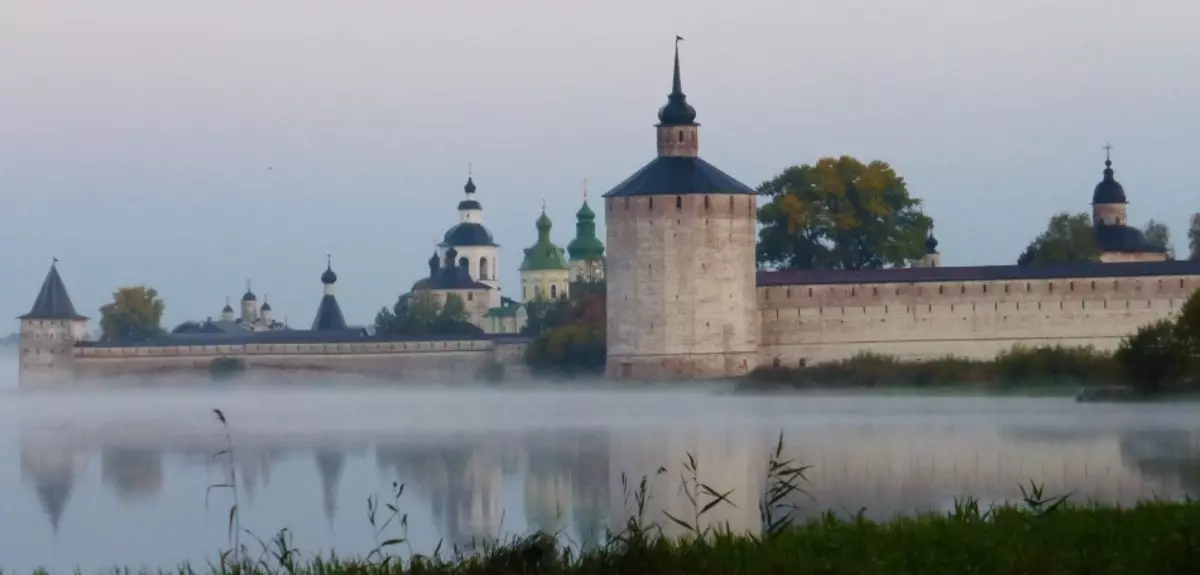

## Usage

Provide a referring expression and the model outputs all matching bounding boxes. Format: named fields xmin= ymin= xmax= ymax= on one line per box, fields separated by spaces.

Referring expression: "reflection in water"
xmin=8 ymin=391 xmax=1200 ymax=572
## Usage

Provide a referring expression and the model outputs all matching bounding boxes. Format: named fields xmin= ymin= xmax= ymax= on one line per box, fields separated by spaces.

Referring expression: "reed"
xmin=181 ymin=411 xmax=1200 ymax=575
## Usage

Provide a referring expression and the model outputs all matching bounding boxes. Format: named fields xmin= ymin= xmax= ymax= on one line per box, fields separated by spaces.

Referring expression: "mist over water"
xmin=2 ymin=357 xmax=1200 ymax=573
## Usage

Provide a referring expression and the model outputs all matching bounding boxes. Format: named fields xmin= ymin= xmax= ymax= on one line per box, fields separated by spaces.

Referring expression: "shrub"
xmin=1115 ymin=319 xmax=1193 ymax=393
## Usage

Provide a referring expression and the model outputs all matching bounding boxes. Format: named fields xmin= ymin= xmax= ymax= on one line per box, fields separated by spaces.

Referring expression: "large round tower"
xmin=601 ymin=38 xmax=760 ymax=380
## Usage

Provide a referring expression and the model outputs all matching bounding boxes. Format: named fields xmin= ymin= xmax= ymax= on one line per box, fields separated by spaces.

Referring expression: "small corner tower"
xmin=567 ymin=180 xmax=606 ymax=284
xmin=519 ymin=205 xmax=571 ymax=302
xmin=312 ymin=255 xmax=347 ymax=331
xmin=19 ymin=259 xmax=89 ymax=382
xmin=601 ymin=37 xmax=760 ymax=380
xmin=439 ymin=171 xmax=501 ymax=289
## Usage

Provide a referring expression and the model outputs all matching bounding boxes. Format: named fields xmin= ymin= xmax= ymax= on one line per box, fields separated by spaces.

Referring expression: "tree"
xmin=99 ymin=286 xmax=165 ymax=343
xmin=756 ymin=156 xmax=932 ymax=270
xmin=1143 ymin=219 xmax=1174 ymax=260
xmin=1189 ymin=213 xmax=1200 ymax=261
xmin=523 ymin=291 xmax=607 ymax=376
xmin=374 ymin=291 xmax=481 ymax=336
xmin=1017 ymin=213 xmax=1100 ymax=265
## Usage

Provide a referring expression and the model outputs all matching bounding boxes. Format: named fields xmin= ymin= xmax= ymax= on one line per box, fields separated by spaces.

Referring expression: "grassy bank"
xmin=743 ymin=345 xmax=1117 ymax=390
xmin=99 ymin=499 xmax=1200 ymax=574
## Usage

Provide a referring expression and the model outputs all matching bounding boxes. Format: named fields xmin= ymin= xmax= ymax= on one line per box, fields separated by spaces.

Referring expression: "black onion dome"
xmin=458 ymin=199 xmax=482 ymax=210
xmin=1092 ymin=158 xmax=1127 ymax=204
xmin=242 ymin=289 xmax=256 ymax=302
xmin=925 ymin=233 xmax=939 ymax=254
xmin=464 ymin=176 xmax=477 ymax=195
xmin=442 ymin=222 xmax=497 ymax=246
xmin=658 ymin=40 xmax=697 ymax=126
xmin=260 ymin=301 xmax=272 ymax=311
xmin=321 ymin=265 xmax=337 ymax=285
xmin=222 ymin=300 xmax=234 ymax=313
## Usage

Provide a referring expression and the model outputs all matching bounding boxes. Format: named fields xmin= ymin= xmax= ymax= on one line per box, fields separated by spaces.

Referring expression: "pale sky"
xmin=2 ymin=0 xmax=1198 ymax=330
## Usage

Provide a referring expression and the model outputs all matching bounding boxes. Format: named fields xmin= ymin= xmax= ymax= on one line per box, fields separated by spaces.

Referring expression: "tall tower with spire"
xmin=567 ymin=180 xmax=606 ymax=285
xmin=601 ymin=38 xmax=760 ymax=379
xmin=19 ymin=260 xmax=90 ymax=383
xmin=1090 ymin=145 xmax=1168 ymax=262
xmin=312 ymin=255 xmax=348 ymax=331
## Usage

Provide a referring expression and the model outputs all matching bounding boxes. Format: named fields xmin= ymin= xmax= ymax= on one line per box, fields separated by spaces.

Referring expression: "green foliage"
xmin=524 ymin=292 xmax=607 ymax=376
xmin=99 ymin=285 xmax=166 ymax=343
xmin=746 ymin=345 xmax=1116 ymax=389
xmin=1144 ymin=219 xmax=1174 ymax=259
xmin=476 ymin=359 xmax=506 ymax=382
xmin=1189 ymin=213 xmax=1200 ymax=260
xmin=1114 ymin=290 xmax=1200 ymax=393
xmin=1018 ymin=212 xmax=1100 ymax=265
xmin=374 ymin=291 xmax=483 ymax=337
xmin=756 ymin=156 xmax=932 ymax=270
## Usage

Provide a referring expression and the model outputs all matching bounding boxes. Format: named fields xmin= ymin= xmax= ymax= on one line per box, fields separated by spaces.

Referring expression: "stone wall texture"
xmin=605 ymin=193 xmax=759 ymax=379
xmin=758 ymin=274 xmax=1200 ymax=365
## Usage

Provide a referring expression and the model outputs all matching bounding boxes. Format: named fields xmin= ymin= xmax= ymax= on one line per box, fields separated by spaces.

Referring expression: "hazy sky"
xmin=2 ymin=0 xmax=1198 ymax=329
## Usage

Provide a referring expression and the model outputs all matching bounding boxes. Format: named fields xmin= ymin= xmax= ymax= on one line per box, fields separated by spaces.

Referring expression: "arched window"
xmin=678 ymin=131 xmax=684 ymax=143
xmin=458 ymin=256 xmax=468 ymax=268
xmin=479 ymin=257 xmax=490 ymax=280
xmin=550 ymin=284 xmax=558 ymax=298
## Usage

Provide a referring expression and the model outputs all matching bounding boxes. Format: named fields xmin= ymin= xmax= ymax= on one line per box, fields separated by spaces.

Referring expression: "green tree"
xmin=523 ymin=291 xmax=607 ymax=376
xmin=99 ymin=286 xmax=165 ymax=343
xmin=1018 ymin=213 xmax=1100 ymax=265
xmin=374 ymin=291 xmax=481 ymax=336
xmin=1143 ymin=219 xmax=1174 ymax=260
xmin=757 ymin=157 xmax=932 ymax=270
xmin=1189 ymin=213 xmax=1200 ymax=261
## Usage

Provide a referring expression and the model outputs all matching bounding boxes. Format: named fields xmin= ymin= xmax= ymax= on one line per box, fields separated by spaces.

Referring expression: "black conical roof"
xmin=20 ymin=263 xmax=87 ymax=320
xmin=311 ymin=295 xmax=347 ymax=331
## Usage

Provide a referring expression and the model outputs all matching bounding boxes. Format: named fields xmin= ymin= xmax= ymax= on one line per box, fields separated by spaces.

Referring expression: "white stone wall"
xmin=1100 ymin=251 xmax=1168 ymax=263
xmin=758 ymin=275 xmax=1200 ymax=365
xmin=520 ymin=269 xmax=570 ymax=302
xmin=1093 ymin=203 xmax=1127 ymax=227
xmin=605 ymin=194 xmax=760 ymax=379
xmin=19 ymin=318 xmax=80 ymax=382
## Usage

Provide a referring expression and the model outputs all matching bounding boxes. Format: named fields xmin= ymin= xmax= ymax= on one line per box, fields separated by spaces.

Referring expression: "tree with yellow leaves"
xmin=756 ymin=156 xmax=933 ymax=270
xmin=99 ymin=286 xmax=166 ymax=343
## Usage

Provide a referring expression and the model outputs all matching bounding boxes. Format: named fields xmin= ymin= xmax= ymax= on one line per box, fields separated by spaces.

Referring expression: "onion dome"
xmin=521 ymin=210 xmax=569 ymax=271
xmin=321 ymin=255 xmax=338 ymax=285
xmin=567 ymin=198 xmax=605 ymax=261
xmin=458 ymin=176 xmax=482 ymax=211
xmin=1092 ymin=149 xmax=1127 ymax=204
xmin=241 ymin=282 xmax=256 ymax=302
xmin=925 ymin=233 xmax=939 ymax=255
xmin=222 ymin=298 xmax=233 ymax=314
xmin=658 ymin=37 xmax=697 ymax=126
xmin=260 ymin=300 xmax=272 ymax=312
xmin=443 ymin=223 xmax=496 ymax=246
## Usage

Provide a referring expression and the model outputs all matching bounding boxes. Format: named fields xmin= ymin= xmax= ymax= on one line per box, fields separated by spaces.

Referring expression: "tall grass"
xmin=189 ymin=409 xmax=1200 ymax=575
xmin=746 ymin=345 xmax=1118 ymax=389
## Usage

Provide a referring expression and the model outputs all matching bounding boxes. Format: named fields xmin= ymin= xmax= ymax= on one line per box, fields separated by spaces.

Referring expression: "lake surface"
xmin=2 ymin=354 xmax=1200 ymax=573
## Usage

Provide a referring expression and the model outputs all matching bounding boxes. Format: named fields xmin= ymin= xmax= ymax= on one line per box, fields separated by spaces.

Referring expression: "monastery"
xmin=16 ymin=40 xmax=1200 ymax=383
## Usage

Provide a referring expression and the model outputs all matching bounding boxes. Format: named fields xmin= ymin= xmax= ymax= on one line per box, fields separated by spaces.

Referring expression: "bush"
xmin=1113 ymin=290 xmax=1200 ymax=393
xmin=747 ymin=345 xmax=1115 ymax=389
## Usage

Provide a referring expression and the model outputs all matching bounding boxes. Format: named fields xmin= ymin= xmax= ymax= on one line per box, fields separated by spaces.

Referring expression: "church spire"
xmin=657 ymin=36 xmax=697 ymax=126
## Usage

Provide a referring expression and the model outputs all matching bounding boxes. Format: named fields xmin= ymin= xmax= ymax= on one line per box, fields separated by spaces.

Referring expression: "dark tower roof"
xmin=1092 ymin=148 xmax=1127 ymax=204
xmin=260 ymin=300 xmax=272 ymax=312
xmin=222 ymin=298 xmax=234 ymax=314
xmin=321 ymin=255 xmax=338 ymax=285
xmin=464 ymin=176 xmax=477 ymax=195
xmin=311 ymin=295 xmax=347 ymax=331
xmin=925 ymin=229 xmax=939 ymax=255
xmin=568 ymin=196 xmax=605 ymax=261
xmin=458 ymin=176 xmax=482 ymax=211
xmin=602 ymin=156 xmax=755 ymax=197
xmin=442 ymin=223 xmax=496 ymax=246
xmin=20 ymin=261 xmax=87 ymax=320
xmin=657 ymin=37 xmax=697 ymax=126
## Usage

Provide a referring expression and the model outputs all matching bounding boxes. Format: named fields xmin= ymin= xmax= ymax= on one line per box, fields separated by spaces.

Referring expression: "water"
xmin=2 ymin=354 xmax=1200 ymax=572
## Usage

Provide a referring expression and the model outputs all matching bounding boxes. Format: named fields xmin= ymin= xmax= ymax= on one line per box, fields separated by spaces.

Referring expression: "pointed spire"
xmin=658 ymin=36 xmax=697 ymax=125
xmin=20 ymin=260 xmax=85 ymax=320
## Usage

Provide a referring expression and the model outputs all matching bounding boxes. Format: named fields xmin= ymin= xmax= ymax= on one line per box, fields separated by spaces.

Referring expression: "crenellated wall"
xmin=759 ymin=274 xmax=1200 ymax=365
xmin=66 ymin=338 xmax=530 ymax=380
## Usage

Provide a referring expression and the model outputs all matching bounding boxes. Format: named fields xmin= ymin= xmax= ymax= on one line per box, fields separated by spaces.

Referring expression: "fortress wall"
xmin=70 ymin=339 xmax=528 ymax=380
xmin=759 ymin=274 xmax=1200 ymax=364
xmin=605 ymin=194 xmax=759 ymax=379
